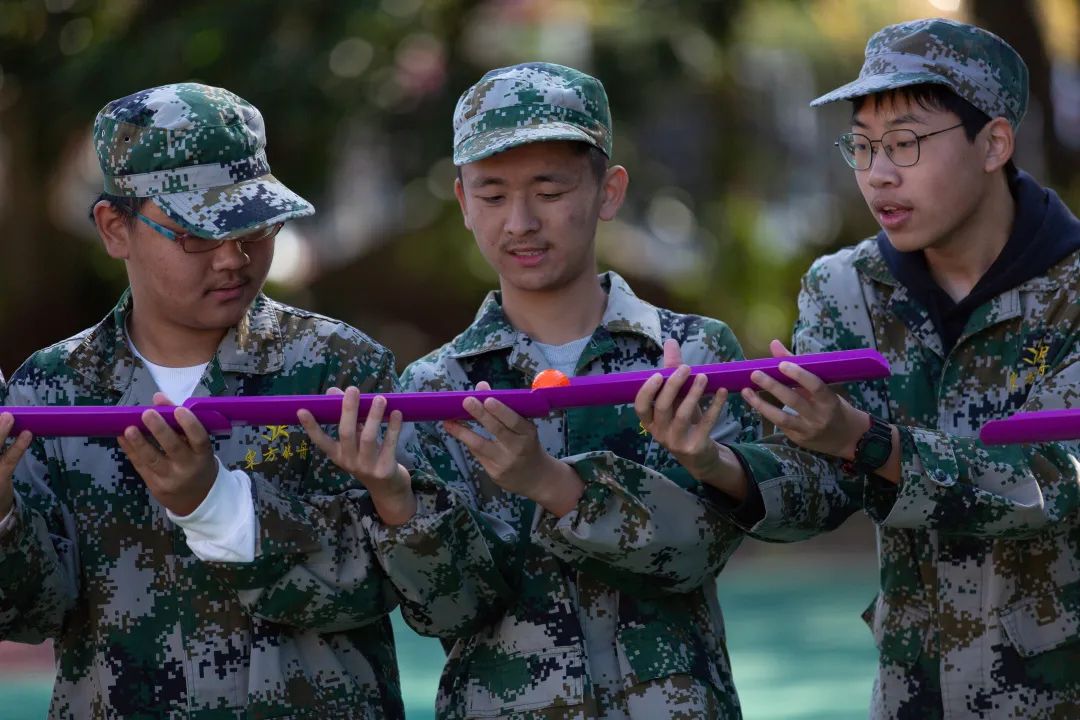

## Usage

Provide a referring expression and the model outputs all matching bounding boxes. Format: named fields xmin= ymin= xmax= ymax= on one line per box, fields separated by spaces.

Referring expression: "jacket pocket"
xmin=863 ymin=593 xmax=930 ymax=667
xmin=464 ymin=646 xmax=586 ymax=718
xmin=1000 ymin=582 xmax=1080 ymax=657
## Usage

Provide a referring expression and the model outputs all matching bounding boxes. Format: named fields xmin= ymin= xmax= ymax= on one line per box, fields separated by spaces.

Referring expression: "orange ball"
xmin=532 ymin=368 xmax=571 ymax=389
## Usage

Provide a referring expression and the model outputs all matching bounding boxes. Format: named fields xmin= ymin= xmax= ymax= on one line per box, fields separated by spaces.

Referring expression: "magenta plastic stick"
xmin=0 ymin=349 xmax=889 ymax=436
xmin=979 ymin=409 xmax=1080 ymax=445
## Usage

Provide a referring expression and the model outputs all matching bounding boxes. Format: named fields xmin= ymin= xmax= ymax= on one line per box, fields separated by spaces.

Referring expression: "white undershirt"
xmin=533 ymin=335 xmax=591 ymax=378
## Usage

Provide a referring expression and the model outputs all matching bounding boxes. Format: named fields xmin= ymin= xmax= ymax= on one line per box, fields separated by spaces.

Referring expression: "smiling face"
xmin=851 ymin=92 xmax=1002 ymax=254
xmin=96 ymin=199 xmax=273 ymax=360
xmin=454 ymin=141 xmax=627 ymax=298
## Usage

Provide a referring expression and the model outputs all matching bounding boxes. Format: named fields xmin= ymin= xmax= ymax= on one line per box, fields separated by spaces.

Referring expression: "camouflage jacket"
xmin=395 ymin=273 xmax=758 ymax=720
xmin=0 ymin=291 xmax=506 ymax=720
xmin=730 ymin=233 xmax=1080 ymax=719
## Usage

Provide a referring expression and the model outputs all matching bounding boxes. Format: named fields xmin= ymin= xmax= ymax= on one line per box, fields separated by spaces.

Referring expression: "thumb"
xmin=475 ymin=381 xmax=492 ymax=392
xmin=769 ymin=339 xmax=794 ymax=358
xmin=662 ymin=338 xmax=683 ymax=368
xmin=152 ymin=392 xmax=176 ymax=406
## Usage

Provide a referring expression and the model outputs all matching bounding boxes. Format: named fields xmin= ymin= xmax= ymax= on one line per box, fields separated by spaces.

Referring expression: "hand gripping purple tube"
xmin=0 ymin=349 xmax=890 ymax=437
xmin=979 ymin=409 xmax=1080 ymax=445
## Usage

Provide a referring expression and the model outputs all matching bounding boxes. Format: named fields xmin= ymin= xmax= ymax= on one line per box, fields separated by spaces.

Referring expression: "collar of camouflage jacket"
xmin=68 ymin=288 xmax=286 ymax=393
xmin=448 ymin=271 xmax=664 ymax=360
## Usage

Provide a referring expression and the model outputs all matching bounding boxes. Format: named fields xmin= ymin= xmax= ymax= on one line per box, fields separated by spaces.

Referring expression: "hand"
xmin=117 ymin=392 xmax=218 ymax=516
xmin=297 ymin=386 xmax=417 ymax=526
xmin=444 ymin=381 xmax=584 ymax=517
xmin=740 ymin=340 xmax=870 ymax=460
xmin=0 ymin=412 xmax=33 ymax=518
xmin=634 ymin=365 xmax=747 ymax=500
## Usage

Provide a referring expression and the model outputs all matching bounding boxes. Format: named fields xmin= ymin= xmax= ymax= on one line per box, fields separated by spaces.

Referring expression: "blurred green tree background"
xmin=0 ymin=0 xmax=1076 ymax=374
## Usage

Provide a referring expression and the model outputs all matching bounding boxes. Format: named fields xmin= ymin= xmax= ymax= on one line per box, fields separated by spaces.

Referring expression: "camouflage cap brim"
xmin=810 ymin=71 xmax=953 ymax=108
xmin=154 ymin=174 xmax=314 ymax=240
xmin=454 ymin=122 xmax=606 ymax=165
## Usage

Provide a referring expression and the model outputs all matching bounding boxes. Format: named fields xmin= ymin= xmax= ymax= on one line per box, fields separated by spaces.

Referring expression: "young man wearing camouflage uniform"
xmin=388 ymin=63 xmax=758 ymax=719
xmin=0 ymin=83 xmax=506 ymax=719
xmin=639 ymin=18 xmax=1080 ymax=719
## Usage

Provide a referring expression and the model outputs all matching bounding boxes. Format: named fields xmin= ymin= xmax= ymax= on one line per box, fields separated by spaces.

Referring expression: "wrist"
xmin=529 ymin=456 xmax=585 ymax=518
xmin=841 ymin=409 xmax=872 ymax=461
xmin=369 ymin=471 xmax=417 ymax=526
xmin=693 ymin=443 xmax=748 ymax=501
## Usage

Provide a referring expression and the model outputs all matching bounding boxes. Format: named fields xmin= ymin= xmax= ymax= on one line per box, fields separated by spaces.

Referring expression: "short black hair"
xmin=87 ymin=193 xmax=147 ymax=228
xmin=852 ymin=84 xmax=1017 ymax=178
xmin=455 ymin=140 xmax=609 ymax=183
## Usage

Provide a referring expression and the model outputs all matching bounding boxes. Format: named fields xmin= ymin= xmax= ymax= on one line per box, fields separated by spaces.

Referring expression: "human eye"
xmin=476 ymin=194 xmax=504 ymax=205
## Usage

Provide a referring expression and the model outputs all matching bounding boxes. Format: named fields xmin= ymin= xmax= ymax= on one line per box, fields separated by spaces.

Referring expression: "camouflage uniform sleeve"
xmin=367 ymin=422 xmax=516 ymax=639
xmin=204 ymin=337 xmax=511 ymax=634
xmin=724 ymin=260 xmax=870 ymax=541
xmin=866 ymin=352 xmax=1080 ymax=538
xmin=533 ymin=320 xmax=754 ymax=594
xmin=375 ymin=361 xmax=517 ymax=639
xmin=0 ymin=378 xmax=80 ymax=643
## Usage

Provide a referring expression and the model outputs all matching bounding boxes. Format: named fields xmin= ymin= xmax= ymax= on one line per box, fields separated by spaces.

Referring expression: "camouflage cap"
xmin=810 ymin=18 xmax=1028 ymax=129
xmin=94 ymin=83 xmax=314 ymax=240
xmin=453 ymin=62 xmax=612 ymax=165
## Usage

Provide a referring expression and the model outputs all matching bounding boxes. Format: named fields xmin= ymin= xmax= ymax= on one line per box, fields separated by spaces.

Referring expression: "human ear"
xmin=94 ymin=201 xmax=134 ymax=259
xmin=982 ymin=117 xmax=1014 ymax=173
xmin=598 ymin=165 xmax=629 ymax=221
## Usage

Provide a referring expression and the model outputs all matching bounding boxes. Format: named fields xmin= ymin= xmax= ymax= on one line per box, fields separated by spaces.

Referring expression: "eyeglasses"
xmin=135 ymin=213 xmax=283 ymax=254
xmin=834 ymin=123 xmax=965 ymax=171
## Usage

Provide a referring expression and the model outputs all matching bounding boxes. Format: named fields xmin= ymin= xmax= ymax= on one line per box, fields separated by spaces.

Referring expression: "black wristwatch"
xmin=844 ymin=414 xmax=893 ymax=476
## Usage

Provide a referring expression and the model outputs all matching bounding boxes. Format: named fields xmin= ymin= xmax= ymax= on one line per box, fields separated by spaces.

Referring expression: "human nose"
xmin=504 ymin=195 xmax=540 ymax=237
xmin=210 ymin=238 xmax=251 ymax=270
xmin=866 ymin=141 xmax=900 ymax=188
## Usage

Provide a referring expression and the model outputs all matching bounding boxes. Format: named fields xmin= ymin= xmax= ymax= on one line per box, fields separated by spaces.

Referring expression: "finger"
xmin=662 ymin=338 xmax=683 ymax=368
xmin=460 ymin=396 xmax=511 ymax=440
xmin=297 ymin=408 xmax=338 ymax=458
xmin=152 ymin=392 xmax=176 ymax=407
xmin=750 ymin=370 xmax=808 ymax=414
xmin=777 ymin=361 xmax=827 ymax=395
xmin=380 ymin=410 xmax=404 ymax=464
xmin=443 ymin=419 xmax=496 ymax=459
xmin=0 ymin=412 xmax=14 ymax=444
xmin=480 ymin=397 xmax=534 ymax=435
xmin=475 ymin=381 xmax=492 ymax=392
xmin=325 ymin=386 xmax=345 ymax=396
xmin=173 ymin=407 xmax=212 ymax=455
xmin=741 ymin=388 xmax=802 ymax=431
xmin=0 ymin=430 xmax=32 ymax=475
xmin=119 ymin=425 xmax=164 ymax=474
xmin=692 ymin=389 xmax=729 ymax=441
xmin=769 ymin=339 xmax=795 ymax=358
xmin=141 ymin=409 xmax=189 ymax=458
xmin=673 ymin=373 xmax=709 ymax=424
xmin=337 ymin=386 xmax=361 ymax=451
xmin=654 ymin=365 xmax=692 ymax=416
xmin=633 ymin=374 xmax=664 ymax=423
xmin=359 ymin=396 xmax=388 ymax=454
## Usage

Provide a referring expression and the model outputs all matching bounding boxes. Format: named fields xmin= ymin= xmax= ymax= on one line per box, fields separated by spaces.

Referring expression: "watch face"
xmin=860 ymin=436 xmax=891 ymax=466
xmin=855 ymin=418 xmax=892 ymax=472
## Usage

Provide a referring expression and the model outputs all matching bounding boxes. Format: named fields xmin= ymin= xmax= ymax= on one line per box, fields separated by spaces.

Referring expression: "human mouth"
xmin=506 ymin=246 xmax=547 ymax=267
xmin=873 ymin=200 xmax=913 ymax=230
xmin=207 ymin=279 xmax=249 ymax=301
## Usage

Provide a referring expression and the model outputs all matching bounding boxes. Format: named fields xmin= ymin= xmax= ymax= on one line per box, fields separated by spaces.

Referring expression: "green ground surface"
xmin=0 ymin=560 xmax=879 ymax=719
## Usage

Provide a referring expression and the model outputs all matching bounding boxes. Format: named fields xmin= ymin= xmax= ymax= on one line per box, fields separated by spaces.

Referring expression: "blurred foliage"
xmin=0 ymin=0 xmax=1076 ymax=374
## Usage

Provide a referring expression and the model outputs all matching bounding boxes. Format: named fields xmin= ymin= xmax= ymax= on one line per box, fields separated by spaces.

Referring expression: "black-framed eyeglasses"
xmin=135 ymin=213 xmax=283 ymax=254
xmin=834 ymin=123 xmax=965 ymax=171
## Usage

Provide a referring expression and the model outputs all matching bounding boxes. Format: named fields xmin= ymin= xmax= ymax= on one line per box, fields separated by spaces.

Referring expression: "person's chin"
xmin=881 ymin=228 xmax=932 ymax=254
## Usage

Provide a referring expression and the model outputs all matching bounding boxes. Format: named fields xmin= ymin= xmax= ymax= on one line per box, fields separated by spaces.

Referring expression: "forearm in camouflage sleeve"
xmin=365 ymin=425 xmax=516 ymax=639
xmin=0 ymin=444 xmax=79 ymax=643
xmin=866 ymin=367 xmax=1080 ymax=538
xmin=532 ymin=451 xmax=745 ymax=596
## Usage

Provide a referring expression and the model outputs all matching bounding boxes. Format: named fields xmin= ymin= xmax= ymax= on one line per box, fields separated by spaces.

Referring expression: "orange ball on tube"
xmin=532 ymin=368 xmax=571 ymax=389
